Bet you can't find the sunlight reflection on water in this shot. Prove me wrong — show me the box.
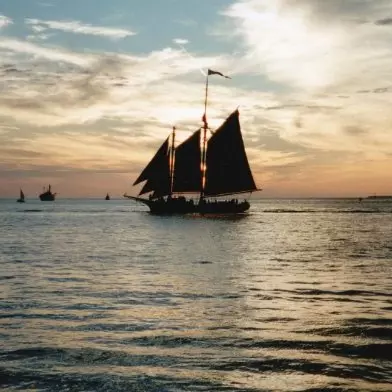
[0,198,391,391]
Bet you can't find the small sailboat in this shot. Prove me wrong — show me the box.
[124,69,260,214]
[39,184,56,201]
[105,193,110,200]
[16,189,25,203]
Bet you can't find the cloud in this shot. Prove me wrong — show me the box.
[222,0,392,92]
[1,2,392,197]
[27,33,52,41]
[0,38,95,66]
[2,33,392,168]
[0,40,232,128]
[212,0,392,162]
[0,14,12,29]
[25,18,136,39]
[247,147,307,168]
[375,17,392,26]
[0,38,283,195]
[173,38,189,45]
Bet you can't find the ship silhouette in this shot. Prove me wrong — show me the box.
[124,69,260,214]
[39,185,56,201]
[16,189,25,203]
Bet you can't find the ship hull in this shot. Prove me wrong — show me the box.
[124,195,250,215]
[16,199,25,203]
[39,195,55,201]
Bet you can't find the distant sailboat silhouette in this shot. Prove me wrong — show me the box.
[17,189,25,203]
[39,184,56,201]
[124,69,260,214]
[105,193,110,200]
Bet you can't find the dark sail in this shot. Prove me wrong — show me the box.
[17,188,25,203]
[138,169,171,197]
[138,172,170,197]
[133,138,170,186]
[204,110,257,196]
[172,129,202,193]
[137,137,171,198]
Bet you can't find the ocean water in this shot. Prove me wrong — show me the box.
[0,197,391,391]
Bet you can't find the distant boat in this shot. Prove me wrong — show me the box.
[105,193,110,200]
[39,184,56,201]
[16,189,25,203]
[366,195,392,200]
[124,69,260,214]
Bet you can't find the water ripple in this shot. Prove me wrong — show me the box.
[1,198,391,391]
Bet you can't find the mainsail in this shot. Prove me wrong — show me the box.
[204,110,257,196]
[172,129,202,193]
[135,137,171,198]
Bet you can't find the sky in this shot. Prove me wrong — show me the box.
[1,0,392,198]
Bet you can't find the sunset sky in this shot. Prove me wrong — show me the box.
[1,0,392,198]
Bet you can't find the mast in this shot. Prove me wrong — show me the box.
[170,126,176,195]
[200,73,209,200]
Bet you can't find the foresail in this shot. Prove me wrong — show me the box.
[137,138,171,197]
[133,137,170,186]
[204,110,257,196]
[132,135,172,198]
[138,173,171,197]
[172,129,202,193]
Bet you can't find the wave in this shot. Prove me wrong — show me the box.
[274,288,392,297]
[261,208,390,213]
[0,368,226,392]
[0,344,392,390]
[212,354,391,383]
[307,326,392,340]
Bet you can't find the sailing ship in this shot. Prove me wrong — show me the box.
[39,184,56,201]
[124,69,260,214]
[16,189,25,203]
[105,193,110,200]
